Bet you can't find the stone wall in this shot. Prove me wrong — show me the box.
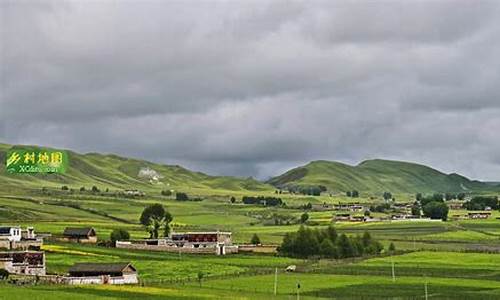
[116,242,218,254]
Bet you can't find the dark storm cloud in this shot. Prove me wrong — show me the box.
[1,0,500,180]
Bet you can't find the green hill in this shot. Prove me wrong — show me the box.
[267,159,492,194]
[0,143,272,193]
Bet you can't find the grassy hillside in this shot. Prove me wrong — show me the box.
[267,159,492,194]
[0,143,272,193]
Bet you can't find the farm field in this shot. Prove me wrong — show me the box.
[0,146,499,299]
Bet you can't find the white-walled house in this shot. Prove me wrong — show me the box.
[0,226,22,242]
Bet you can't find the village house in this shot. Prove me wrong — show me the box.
[468,212,491,219]
[0,251,46,276]
[66,262,138,285]
[333,213,351,221]
[0,226,43,250]
[123,189,145,197]
[63,227,97,243]
[447,201,464,210]
[116,231,238,255]
[333,203,365,212]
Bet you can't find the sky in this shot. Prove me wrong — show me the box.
[1,0,500,181]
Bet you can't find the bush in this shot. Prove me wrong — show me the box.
[300,212,309,223]
[388,242,396,253]
[423,201,449,221]
[91,185,100,193]
[0,269,9,280]
[161,190,173,196]
[61,185,69,191]
[175,192,189,201]
[250,233,261,245]
[110,228,130,245]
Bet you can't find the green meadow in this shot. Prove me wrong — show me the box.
[1,143,500,299]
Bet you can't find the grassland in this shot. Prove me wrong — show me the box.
[1,143,500,299]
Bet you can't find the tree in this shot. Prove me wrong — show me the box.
[197,271,204,287]
[230,196,236,203]
[300,212,309,224]
[161,190,172,196]
[319,239,337,257]
[416,193,422,201]
[61,185,69,191]
[175,192,189,201]
[361,231,372,248]
[325,225,338,243]
[383,192,392,201]
[457,193,466,200]
[140,204,173,238]
[80,187,86,192]
[463,196,499,210]
[91,185,100,193]
[388,242,396,253]
[110,228,130,246]
[411,202,421,217]
[346,191,352,197]
[351,190,359,198]
[250,233,261,245]
[336,234,355,258]
[0,269,9,280]
[423,201,449,221]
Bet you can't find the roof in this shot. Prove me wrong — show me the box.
[68,262,135,274]
[171,231,231,235]
[63,227,96,237]
[0,227,19,234]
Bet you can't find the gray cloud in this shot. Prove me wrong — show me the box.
[1,0,500,180]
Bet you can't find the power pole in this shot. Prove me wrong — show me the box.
[424,280,428,300]
[274,267,278,296]
[391,259,396,282]
[297,282,300,300]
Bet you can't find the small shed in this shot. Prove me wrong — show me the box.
[63,227,97,243]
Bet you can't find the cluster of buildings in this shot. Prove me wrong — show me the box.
[0,225,139,285]
[116,231,238,255]
[1,225,237,286]
[0,226,46,276]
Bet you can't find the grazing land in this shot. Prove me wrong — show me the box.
[1,143,499,299]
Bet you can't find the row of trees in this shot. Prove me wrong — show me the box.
[278,225,384,259]
[286,185,326,196]
[463,196,499,210]
[242,196,283,206]
[416,193,465,206]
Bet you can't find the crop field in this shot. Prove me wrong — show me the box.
[1,182,499,299]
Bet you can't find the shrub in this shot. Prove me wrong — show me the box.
[423,201,449,221]
[0,269,9,280]
[175,192,189,201]
[300,212,309,224]
[110,228,130,245]
[250,233,261,245]
[161,190,173,196]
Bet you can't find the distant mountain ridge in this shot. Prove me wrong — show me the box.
[0,143,496,194]
[267,159,493,193]
[0,143,271,192]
